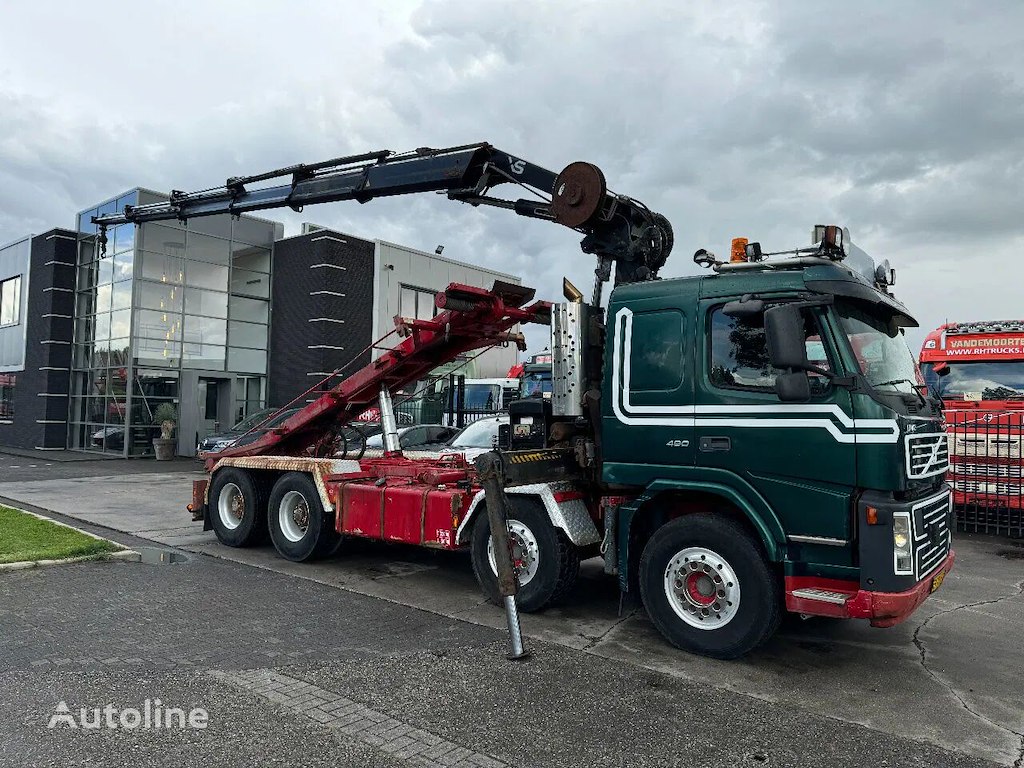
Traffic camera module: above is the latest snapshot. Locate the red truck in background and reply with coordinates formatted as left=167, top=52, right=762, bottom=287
left=507, top=350, right=553, bottom=399
left=920, top=321, right=1024, bottom=537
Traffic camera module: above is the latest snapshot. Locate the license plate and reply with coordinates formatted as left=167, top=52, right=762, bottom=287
left=930, top=569, right=946, bottom=593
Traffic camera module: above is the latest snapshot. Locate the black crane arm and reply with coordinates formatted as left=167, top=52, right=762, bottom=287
left=91, top=141, right=673, bottom=292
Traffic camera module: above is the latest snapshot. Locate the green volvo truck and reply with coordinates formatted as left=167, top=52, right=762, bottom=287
left=569, top=229, right=952, bottom=658
left=91, top=145, right=953, bottom=659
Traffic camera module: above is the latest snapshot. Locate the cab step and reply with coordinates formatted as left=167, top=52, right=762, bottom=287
left=789, top=588, right=850, bottom=605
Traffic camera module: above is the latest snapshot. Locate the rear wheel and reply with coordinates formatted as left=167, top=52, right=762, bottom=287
left=639, top=514, right=781, bottom=659
left=470, top=497, right=579, bottom=612
left=267, top=472, right=339, bottom=562
left=208, top=468, right=268, bottom=547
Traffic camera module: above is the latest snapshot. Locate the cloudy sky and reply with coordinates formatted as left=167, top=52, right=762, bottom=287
left=2, top=1, right=1022, bottom=353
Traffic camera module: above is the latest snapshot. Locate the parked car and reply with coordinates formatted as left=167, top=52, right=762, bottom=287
left=91, top=425, right=126, bottom=451
left=333, top=422, right=385, bottom=456
left=362, top=424, right=459, bottom=452
left=197, top=407, right=301, bottom=457
left=408, top=416, right=508, bottom=461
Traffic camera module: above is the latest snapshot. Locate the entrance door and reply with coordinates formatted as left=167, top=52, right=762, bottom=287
left=198, top=377, right=224, bottom=441
left=178, top=372, right=234, bottom=457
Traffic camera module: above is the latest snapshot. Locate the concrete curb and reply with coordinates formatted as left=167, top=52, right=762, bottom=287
left=0, top=505, right=140, bottom=572
left=0, top=549, right=141, bottom=572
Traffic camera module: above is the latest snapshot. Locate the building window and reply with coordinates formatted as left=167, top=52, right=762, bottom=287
left=0, top=373, right=14, bottom=421
left=0, top=275, right=21, bottom=327
left=399, top=285, right=437, bottom=321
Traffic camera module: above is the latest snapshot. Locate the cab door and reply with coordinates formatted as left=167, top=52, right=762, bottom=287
left=693, top=300, right=858, bottom=545
left=601, top=296, right=695, bottom=485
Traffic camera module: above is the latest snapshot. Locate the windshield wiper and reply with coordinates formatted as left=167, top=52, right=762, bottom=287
left=874, top=378, right=927, bottom=408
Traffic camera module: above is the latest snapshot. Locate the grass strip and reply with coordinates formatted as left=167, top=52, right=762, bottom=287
left=0, top=505, right=120, bottom=565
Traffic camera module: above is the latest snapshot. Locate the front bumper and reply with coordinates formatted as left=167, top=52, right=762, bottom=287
left=785, top=549, right=955, bottom=627
left=846, top=550, right=955, bottom=627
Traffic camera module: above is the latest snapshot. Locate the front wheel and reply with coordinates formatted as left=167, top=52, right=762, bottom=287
left=639, top=514, right=781, bottom=659
left=267, top=472, right=339, bottom=562
left=470, top=497, right=579, bottom=612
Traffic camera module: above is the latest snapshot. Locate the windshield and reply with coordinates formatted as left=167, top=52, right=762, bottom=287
left=451, top=419, right=504, bottom=448
left=521, top=370, right=552, bottom=397
left=441, top=383, right=502, bottom=412
left=231, top=408, right=274, bottom=432
left=364, top=427, right=412, bottom=449
left=836, top=302, right=922, bottom=395
left=921, top=361, right=1024, bottom=400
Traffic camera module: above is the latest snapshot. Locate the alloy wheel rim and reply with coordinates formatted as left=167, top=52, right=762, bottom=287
left=663, top=546, right=740, bottom=630
left=487, top=518, right=541, bottom=586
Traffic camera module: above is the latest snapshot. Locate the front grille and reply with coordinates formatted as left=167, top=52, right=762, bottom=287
left=951, top=479, right=1024, bottom=496
left=950, top=461, right=1024, bottom=479
left=949, top=433, right=1023, bottom=459
left=944, top=409, right=1024, bottom=536
left=912, top=491, right=952, bottom=580
left=905, top=433, right=949, bottom=479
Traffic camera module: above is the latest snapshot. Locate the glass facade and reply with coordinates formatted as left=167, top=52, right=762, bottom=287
left=71, top=190, right=274, bottom=456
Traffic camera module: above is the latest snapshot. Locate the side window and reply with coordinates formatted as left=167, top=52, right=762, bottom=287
left=629, top=310, right=685, bottom=392
left=709, top=307, right=830, bottom=393
left=399, top=427, right=425, bottom=447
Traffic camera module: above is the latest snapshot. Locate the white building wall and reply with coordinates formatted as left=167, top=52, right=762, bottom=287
left=0, top=236, right=31, bottom=372
left=371, top=240, right=521, bottom=378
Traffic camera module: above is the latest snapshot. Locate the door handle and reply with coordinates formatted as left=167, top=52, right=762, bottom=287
left=699, top=436, right=731, bottom=452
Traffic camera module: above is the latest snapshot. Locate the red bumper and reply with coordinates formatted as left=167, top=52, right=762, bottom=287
left=785, top=549, right=955, bottom=627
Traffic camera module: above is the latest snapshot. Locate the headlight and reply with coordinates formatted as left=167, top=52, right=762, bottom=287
left=893, top=512, right=913, bottom=575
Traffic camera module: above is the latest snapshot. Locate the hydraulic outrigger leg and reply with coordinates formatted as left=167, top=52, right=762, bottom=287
left=474, top=452, right=531, bottom=660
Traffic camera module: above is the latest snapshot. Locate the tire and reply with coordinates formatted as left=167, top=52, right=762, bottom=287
left=470, top=497, right=580, bottom=612
left=639, top=514, right=781, bottom=660
left=208, top=468, right=268, bottom=547
left=267, top=472, right=339, bottom=562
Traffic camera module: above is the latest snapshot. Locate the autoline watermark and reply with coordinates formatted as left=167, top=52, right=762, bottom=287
left=48, top=699, right=209, bottom=730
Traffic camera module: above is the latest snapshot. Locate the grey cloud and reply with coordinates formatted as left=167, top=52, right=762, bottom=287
left=1, top=0, right=1022, bottom=358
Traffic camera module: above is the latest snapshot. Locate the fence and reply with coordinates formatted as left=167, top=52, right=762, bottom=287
left=945, top=408, right=1024, bottom=537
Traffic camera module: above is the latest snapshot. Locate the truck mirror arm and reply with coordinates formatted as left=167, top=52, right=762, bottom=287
left=792, top=363, right=855, bottom=388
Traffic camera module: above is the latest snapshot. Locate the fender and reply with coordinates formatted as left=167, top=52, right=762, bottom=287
left=619, top=477, right=787, bottom=580
left=456, top=480, right=601, bottom=547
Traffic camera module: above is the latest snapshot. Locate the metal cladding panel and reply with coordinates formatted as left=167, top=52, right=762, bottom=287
left=0, top=237, right=31, bottom=370
left=373, top=240, right=521, bottom=378
left=551, top=302, right=586, bottom=417
left=0, top=230, right=76, bottom=450
left=268, top=230, right=375, bottom=406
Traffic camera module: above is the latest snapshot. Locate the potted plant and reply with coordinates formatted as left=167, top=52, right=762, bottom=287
left=152, top=403, right=178, bottom=460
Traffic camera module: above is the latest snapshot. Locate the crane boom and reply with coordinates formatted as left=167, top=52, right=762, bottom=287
left=91, top=141, right=673, bottom=289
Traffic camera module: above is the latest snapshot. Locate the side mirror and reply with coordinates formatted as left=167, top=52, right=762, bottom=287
left=764, top=305, right=808, bottom=370
left=776, top=371, right=811, bottom=402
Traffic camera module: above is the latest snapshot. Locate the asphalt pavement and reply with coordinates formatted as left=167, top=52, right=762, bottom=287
left=1, top=450, right=1022, bottom=766
left=0, top=550, right=999, bottom=768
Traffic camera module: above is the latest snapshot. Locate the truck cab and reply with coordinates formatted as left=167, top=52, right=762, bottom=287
left=920, top=321, right=1024, bottom=533
left=586, top=243, right=953, bottom=657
